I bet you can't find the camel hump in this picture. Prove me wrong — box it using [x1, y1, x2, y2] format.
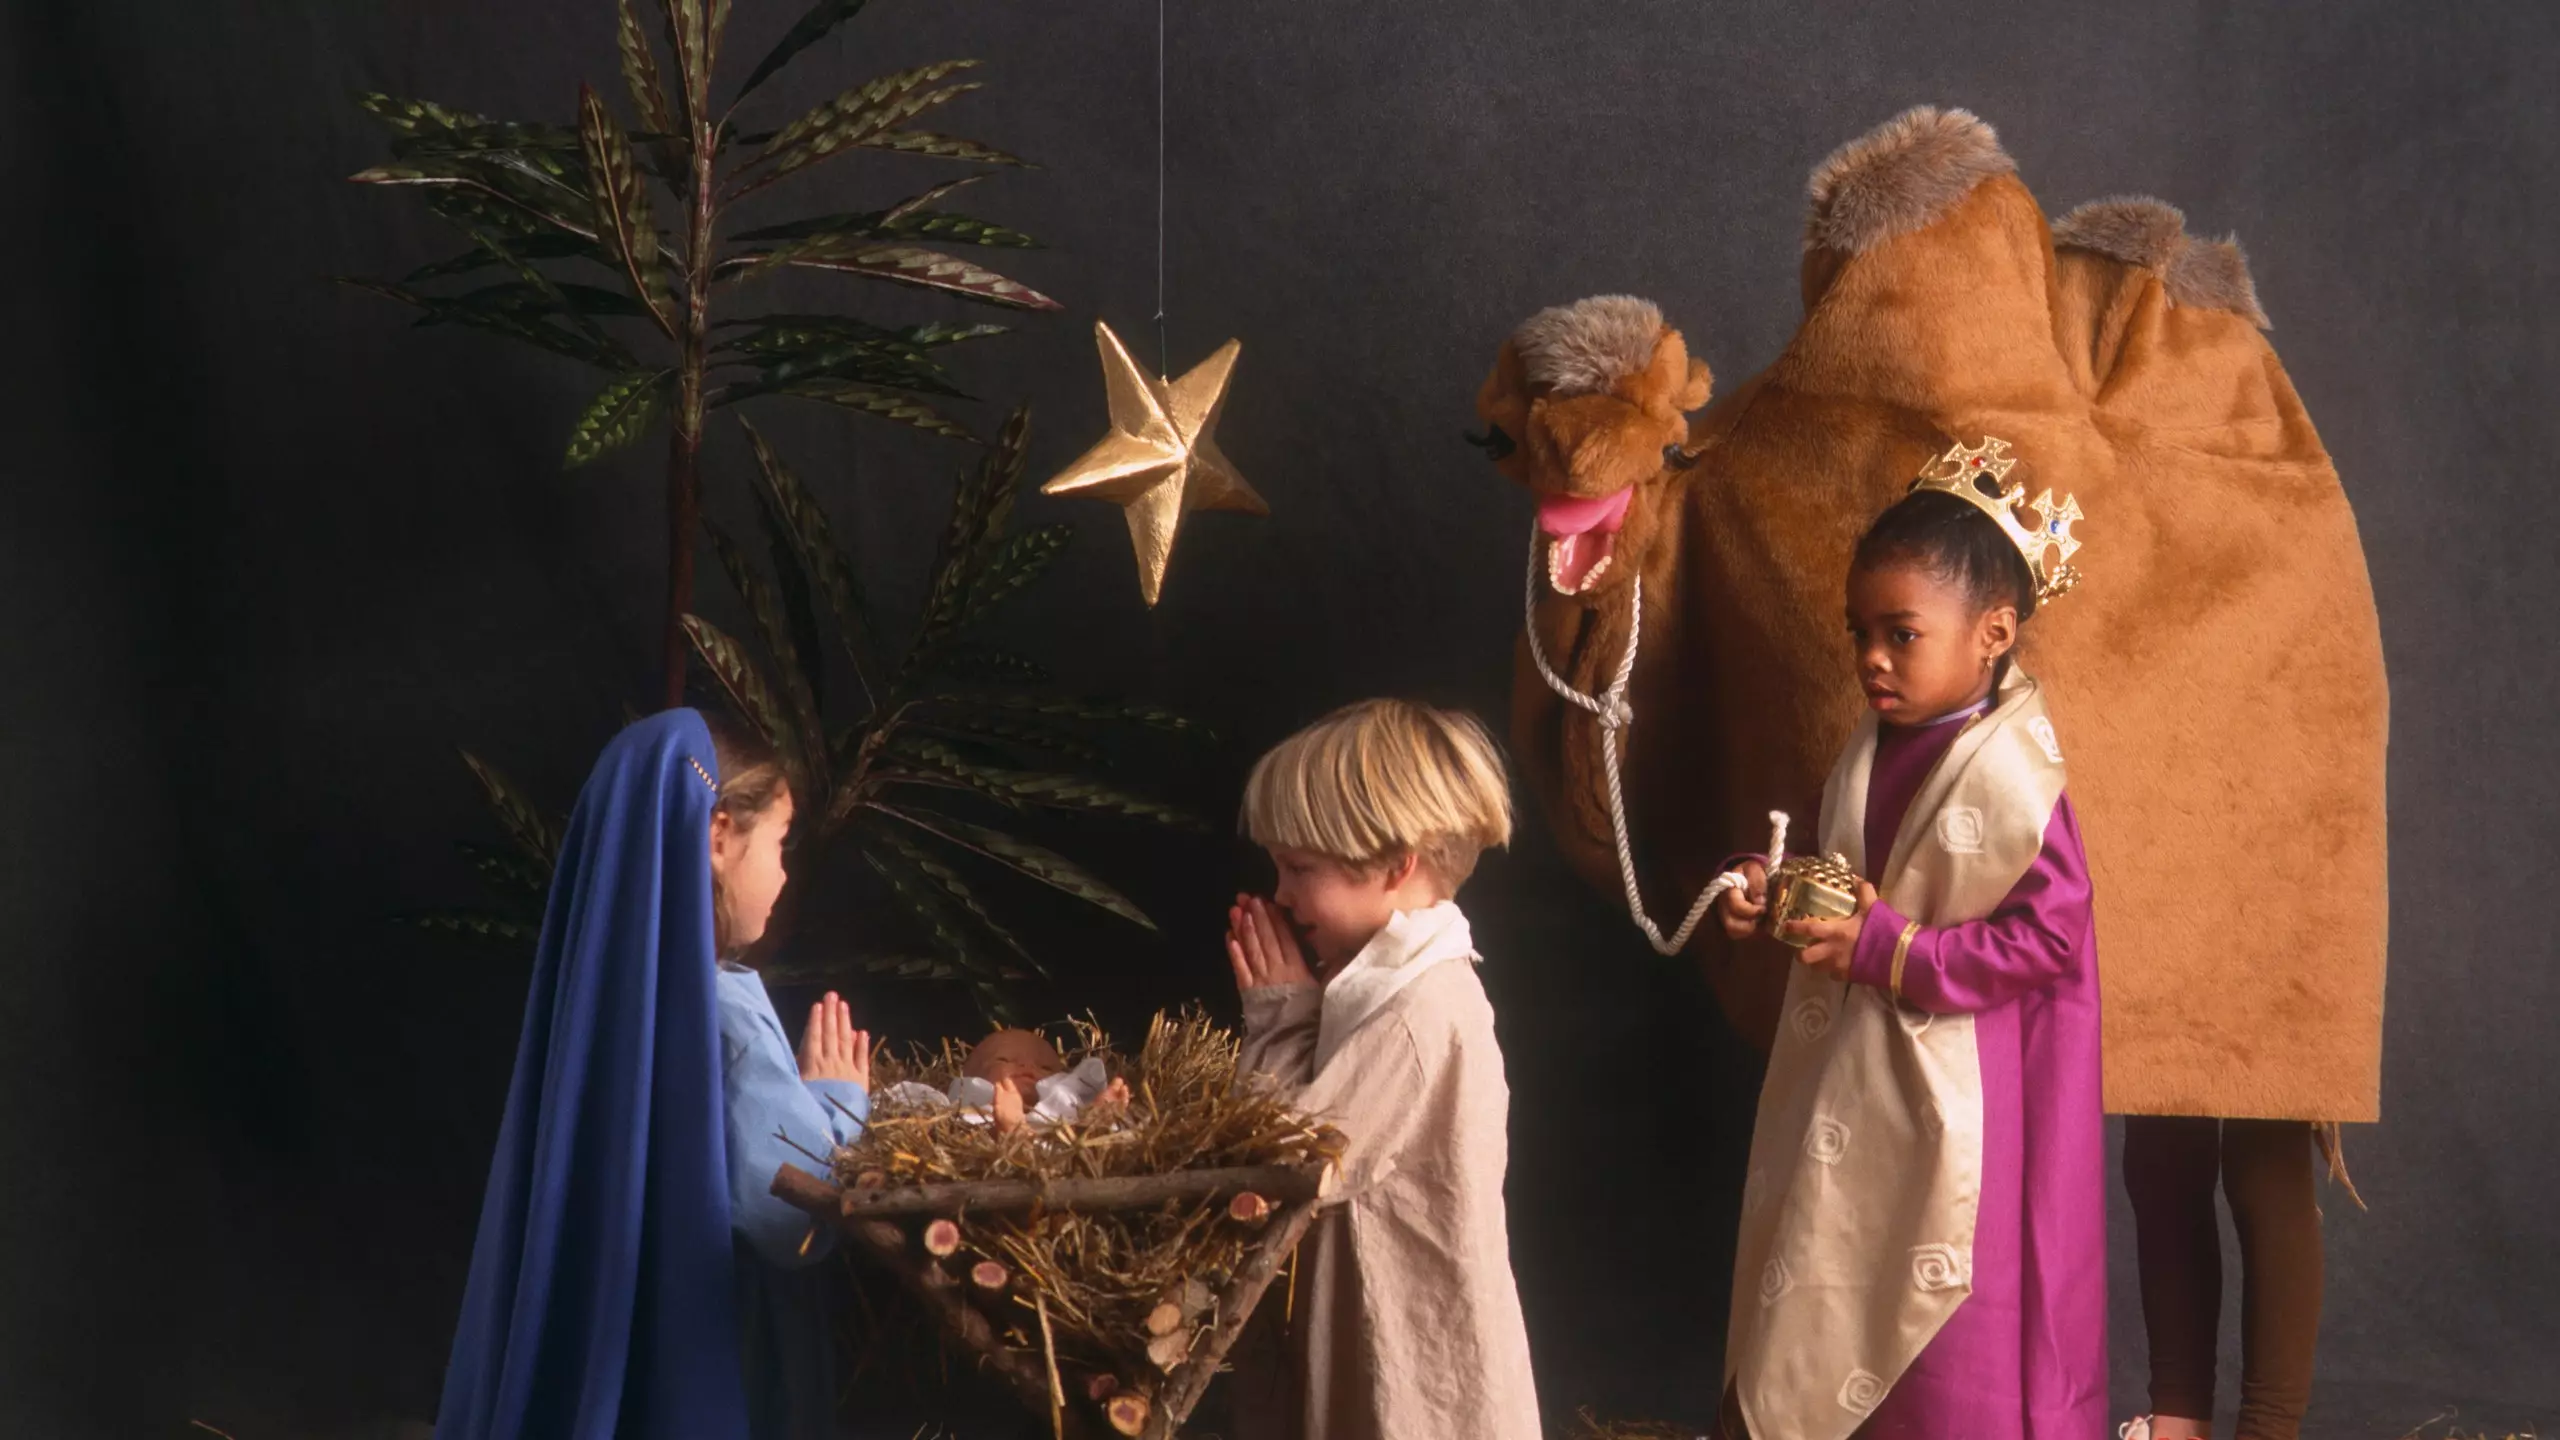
[2053, 195, 2270, 328]
[1805, 105, 2017, 254]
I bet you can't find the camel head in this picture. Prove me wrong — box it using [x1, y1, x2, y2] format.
[1472, 295, 1713, 599]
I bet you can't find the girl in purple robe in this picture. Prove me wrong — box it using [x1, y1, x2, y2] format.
[1714, 450, 2107, 1440]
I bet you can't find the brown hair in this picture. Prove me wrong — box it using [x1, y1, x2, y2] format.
[702, 708, 791, 830]
[702, 709, 791, 957]
[1240, 698, 1514, 893]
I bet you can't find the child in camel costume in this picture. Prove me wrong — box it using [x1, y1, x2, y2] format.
[1474, 108, 2386, 1439]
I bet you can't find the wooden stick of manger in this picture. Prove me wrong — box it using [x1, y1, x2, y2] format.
[833, 1164, 1324, 1220]
[771, 1165, 1088, 1437]
[1136, 1194, 1326, 1440]
[773, 1161, 1336, 1439]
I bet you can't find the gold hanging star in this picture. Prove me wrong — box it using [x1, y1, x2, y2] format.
[1040, 321, 1268, 606]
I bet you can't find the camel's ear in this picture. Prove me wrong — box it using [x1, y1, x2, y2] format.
[1618, 329, 1715, 422]
[1676, 356, 1713, 413]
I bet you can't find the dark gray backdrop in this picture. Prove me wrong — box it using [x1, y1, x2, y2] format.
[4, 0, 2554, 1435]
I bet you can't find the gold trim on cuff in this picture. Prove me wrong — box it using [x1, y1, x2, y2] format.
[1890, 919, 1923, 1002]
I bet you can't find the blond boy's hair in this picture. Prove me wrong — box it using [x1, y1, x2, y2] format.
[1240, 698, 1514, 892]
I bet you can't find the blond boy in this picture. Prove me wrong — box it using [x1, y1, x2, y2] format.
[1225, 699, 1542, 1440]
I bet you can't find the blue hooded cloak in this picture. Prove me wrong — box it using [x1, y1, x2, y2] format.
[434, 709, 749, 1440]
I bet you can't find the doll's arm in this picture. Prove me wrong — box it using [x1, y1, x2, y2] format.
[1849, 797, 2094, 1015]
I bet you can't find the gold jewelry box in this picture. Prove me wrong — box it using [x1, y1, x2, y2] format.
[1769, 852, 1862, 947]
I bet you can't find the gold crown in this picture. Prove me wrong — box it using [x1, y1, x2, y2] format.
[1909, 436, 2085, 603]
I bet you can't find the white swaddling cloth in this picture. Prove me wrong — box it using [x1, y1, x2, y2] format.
[876, 1056, 1115, 1128]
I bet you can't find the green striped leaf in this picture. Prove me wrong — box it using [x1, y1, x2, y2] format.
[754, 488, 832, 716]
[416, 186, 592, 244]
[461, 750, 560, 865]
[771, 381, 977, 442]
[357, 93, 494, 140]
[895, 407, 1029, 689]
[577, 86, 677, 336]
[723, 339, 968, 401]
[738, 416, 879, 681]
[937, 647, 1051, 684]
[862, 130, 1031, 167]
[860, 842, 1014, 984]
[875, 831, 1041, 976]
[450, 278, 653, 320]
[680, 613, 800, 769]
[456, 840, 551, 896]
[565, 369, 670, 467]
[661, 0, 712, 127]
[732, 0, 869, 101]
[886, 739, 1204, 830]
[908, 711, 1101, 765]
[713, 316, 1003, 378]
[932, 693, 1205, 737]
[706, 520, 827, 788]
[885, 809, 1153, 929]
[616, 0, 679, 140]
[958, 525, 1068, 627]
[741, 61, 983, 194]
[404, 232, 607, 283]
[352, 165, 598, 244]
[774, 244, 1059, 311]
[727, 179, 1038, 278]
[403, 910, 541, 946]
[338, 278, 635, 370]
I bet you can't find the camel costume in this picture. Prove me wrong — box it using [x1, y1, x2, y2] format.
[1231, 903, 1542, 1440]
[1477, 108, 2386, 1438]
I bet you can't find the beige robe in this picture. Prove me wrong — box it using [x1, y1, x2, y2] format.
[1232, 905, 1542, 1440]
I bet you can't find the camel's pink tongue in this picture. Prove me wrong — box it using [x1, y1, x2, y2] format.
[1536, 487, 1633, 537]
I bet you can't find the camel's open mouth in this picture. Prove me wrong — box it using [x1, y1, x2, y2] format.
[1538, 488, 1632, 595]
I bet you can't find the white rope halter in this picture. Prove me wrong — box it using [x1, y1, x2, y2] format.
[1522, 520, 1788, 955]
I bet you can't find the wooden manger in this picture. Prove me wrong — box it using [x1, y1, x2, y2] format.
[773, 1158, 1331, 1439]
[767, 1011, 1347, 1439]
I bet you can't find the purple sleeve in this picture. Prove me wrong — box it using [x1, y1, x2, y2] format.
[1848, 795, 2092, 1015]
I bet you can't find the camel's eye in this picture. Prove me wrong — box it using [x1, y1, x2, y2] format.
[1464, 425, 1516, 462]
[1663, 442, 1700, 470]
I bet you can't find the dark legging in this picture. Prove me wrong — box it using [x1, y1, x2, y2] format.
[2122, 1116, 2325, 1439]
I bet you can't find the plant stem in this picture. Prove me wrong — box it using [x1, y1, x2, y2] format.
[662, 119, 721, 709]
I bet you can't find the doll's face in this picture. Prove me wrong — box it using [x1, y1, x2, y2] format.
[964, 1029, 1064, 1104]
[708, 788, 794, 955]
[1846, 562, 2015, 726]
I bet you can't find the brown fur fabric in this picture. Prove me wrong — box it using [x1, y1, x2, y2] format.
[1513, 295, 1667, 396]
[1805, 105, 2015, 254]
[1488, 114, 2384, 1123]
[2051, 195, 2190, 269]
[2055, 196, 2271, 327]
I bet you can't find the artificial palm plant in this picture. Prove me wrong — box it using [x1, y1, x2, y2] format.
[358, 0, 1203, 1019]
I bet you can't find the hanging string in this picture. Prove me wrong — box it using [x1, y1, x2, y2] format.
[1154, 0, 1169, 376]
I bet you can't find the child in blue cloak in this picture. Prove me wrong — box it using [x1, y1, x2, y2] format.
[433, 709, 872, 1440]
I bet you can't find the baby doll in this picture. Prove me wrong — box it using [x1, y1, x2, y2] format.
[878, 1028, 1130, 1132]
